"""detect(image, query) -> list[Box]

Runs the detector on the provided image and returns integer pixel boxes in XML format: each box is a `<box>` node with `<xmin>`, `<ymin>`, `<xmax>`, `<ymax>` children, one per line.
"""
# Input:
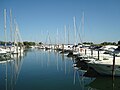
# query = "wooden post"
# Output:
<box><xmin>98</xmin><ymin>50</ymin><xmax>99</xmax><ymax>60</ymax></box>
<box><xmin>91</xmin><ymin>49</ymin><xmax>93</xmax><ymax>56</ymax></box>
<box><xmin>85</xmin><ymin>49</ymin><xmax>86</xmax><ymax>55</ymax></box>
<box><xmin>112</xmin><ymin>54</ymin><xmax>115</xmax><ymax>79</ymax></box>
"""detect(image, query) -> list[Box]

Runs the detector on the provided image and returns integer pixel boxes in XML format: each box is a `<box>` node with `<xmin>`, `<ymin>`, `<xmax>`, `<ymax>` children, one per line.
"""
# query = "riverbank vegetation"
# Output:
<box><xmin>0</xmin><ymin>41</ymin><xmax>120</xmax><ymax>49</ymax></box>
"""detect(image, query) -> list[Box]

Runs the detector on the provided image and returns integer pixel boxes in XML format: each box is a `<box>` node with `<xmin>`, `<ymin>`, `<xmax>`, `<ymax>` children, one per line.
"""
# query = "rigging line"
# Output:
<box><xmin>45</xmin><ymin>31</ymin><xmax>49</xmax><ymax>44</ymax></box>
<box><xmin>76</xmin><ymin>22</ymin><xmax>83</xmax><ymax>44</ymax></box>
<box><xmin>77</xmin><ymin>15</ymin><xmax>83</xmax><ymax>44</ymax></box>
<box><xmin>49</xmin><ymin>35</ymin><xmax>52</xmax><ymax>45</ymax></box>
<box><xmin>73</xmin><ymin>16</ymin><xmax>77</xmax><ymax>45</ymax></box>
<box><xmin>15</xmin><ymin>22</ymin><xmax>24</xmax><ymax>45</ymax></box>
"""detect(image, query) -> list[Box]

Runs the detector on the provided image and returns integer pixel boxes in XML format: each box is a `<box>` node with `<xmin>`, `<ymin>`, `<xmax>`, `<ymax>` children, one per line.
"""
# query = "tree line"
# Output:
<box><xmin>0</xmin><ymin>40</ymin><xmax>120</xmax><ymax>47</ymax></box>
<box><xmin>78</xmin><ymin>41</ymin><xmax>120</xmax><ymax>46</ymax></box>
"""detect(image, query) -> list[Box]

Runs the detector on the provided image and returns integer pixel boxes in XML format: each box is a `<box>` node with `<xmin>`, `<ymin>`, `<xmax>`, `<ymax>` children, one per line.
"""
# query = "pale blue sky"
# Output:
<box><xmin>0</xmin><ymin>0</ymin><xmax>120</xmax><ymax>44</ymax></box>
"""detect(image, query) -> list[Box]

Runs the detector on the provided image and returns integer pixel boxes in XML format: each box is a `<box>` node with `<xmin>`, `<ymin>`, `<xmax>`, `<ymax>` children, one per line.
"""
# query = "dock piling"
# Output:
<box><xmin>98</xmin><ymin>50</ymin><xmax>99</xmax><ymax>60</ymax></box>
<box><xmin>112</xmin><ymin>54</ymin><xmax>115</xmax><ymax>79</ymax></box>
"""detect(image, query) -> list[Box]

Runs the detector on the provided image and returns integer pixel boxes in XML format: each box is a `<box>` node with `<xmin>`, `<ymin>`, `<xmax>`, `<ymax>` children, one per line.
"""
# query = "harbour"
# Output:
<box><xmin>0</xmin><ymin>0</ymin><xmax>120</xmax><ymax>90</ymax></box>
<box><xmin>0</xmin><ymin>48</ymin><xmax>120</xmax><ymax>90</ymax></box>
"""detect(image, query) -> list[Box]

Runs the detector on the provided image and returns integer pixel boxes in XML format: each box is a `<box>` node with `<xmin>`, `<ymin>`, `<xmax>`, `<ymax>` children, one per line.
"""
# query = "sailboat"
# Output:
<box><xmin>0</xmin><ymin>9</ymin><xmax>10</xmax><ymax>56</ymax></box>
<box><xmin>0</xmin><ymin>48</ymin><xmax>6</xmax><ymax>53</ymax></box>
<box><xmin>44</xmin><ymin>31</ymin><xmax>52</xmax><ymax>50</ymax></box>
<box><xmin>10</xmin><ymin>9</ymin><xmax>24</xmax><ymax>54</ymax></box>
<box><xmin>87</xmin><ymin>55</ymin><xmax>120</xmax><ymax>76</ymax></box>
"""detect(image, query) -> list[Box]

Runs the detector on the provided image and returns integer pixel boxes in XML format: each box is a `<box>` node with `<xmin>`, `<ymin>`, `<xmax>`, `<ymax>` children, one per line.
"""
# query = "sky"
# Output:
<box><xmin>0</xmin><ymin>0</ymin><xmax>120</xmax><ymax>44</ymax></box>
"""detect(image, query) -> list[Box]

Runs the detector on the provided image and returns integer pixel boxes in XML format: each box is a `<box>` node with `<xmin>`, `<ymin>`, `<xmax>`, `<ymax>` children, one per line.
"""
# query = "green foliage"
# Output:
<box><xmin>39</xmin><ymin>42</ymin><xmax>43</xmax><ymax>45</ymax></box>
<box><xmin>18</xmin><ymin>42</ymin><xmax>23</xmax><ymax>46</ymax></box>
<box><xmin>100</xmin><ymin>42</ymin><xmax>117</xmax><ymax>46</ymax></box>
<box><xmin>118</xmin><ymin>41</ymin><xmax>120</xmax><ymax>45</ymax></box>
<box><xmin>23</xmin><ymin>41</ymin><xmax>35</xmax><ymax>46</ymax></box>
<box><xmin>78</xmin><ymin>43</ymin><xmax>82</xmax><ymax>45</ymax></box>
<box><xmin>0</xmin><ymin>41</ymin><xmax>13</xmax><ymax>45</ymax></box>
<box><xmin>83</xmin><ymin>42</ymin><xmax>93</xmax><ymax>45</ymax></box>
<box><xmin>0</xmin><ymin>41</ymin><xmax>5</xmax><ymax>45</ymax></box>
<box><xmin>118</xmin><ymin>41</ymin><xmax>120</xmax><ymax>49</ymax></box>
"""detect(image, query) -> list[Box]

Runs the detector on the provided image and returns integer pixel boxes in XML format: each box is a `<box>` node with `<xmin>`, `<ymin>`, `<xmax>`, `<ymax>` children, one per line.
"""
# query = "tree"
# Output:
<box><xmin>39</xmin><ymin>42</ymin><xmax>43</xmax><ymax>45</ymax></box>
<box><xmin>118</xmin><ymin>41</ymin><xmax>120</xmax><ymax>49</ymax></box>
<box><xmin>118</xmin><ymin>41</ymin><xmax>120</xmax><ymax>45</ymax></box>
<box><xmin>23</xmin><ymin>41</ymin><xmax>35</xmax><ymax>48</ymax></box>
<box><xmin>100</xmin><ymin>42</ymin><xmax>117</xmax><ymax>46</ymax></box>
<box><xmin>83</xmin><ymin>42</ymin><xmax>93</xmax><ymax>45</ymax></box>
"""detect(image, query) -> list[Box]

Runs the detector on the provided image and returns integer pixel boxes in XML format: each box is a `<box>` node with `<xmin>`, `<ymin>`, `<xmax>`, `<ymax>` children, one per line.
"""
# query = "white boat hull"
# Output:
<box><xmin>88</xmin><ymin>63</ymin><xmax>120</xmax><ymax>76</ymax></box>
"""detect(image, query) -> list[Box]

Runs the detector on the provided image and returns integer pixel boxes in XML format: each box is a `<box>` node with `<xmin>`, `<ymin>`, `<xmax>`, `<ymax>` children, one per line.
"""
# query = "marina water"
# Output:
<box><xmin>0</xmin><ymin>48</ymin><xmax>120</xmax><ymax>90</ymax></box>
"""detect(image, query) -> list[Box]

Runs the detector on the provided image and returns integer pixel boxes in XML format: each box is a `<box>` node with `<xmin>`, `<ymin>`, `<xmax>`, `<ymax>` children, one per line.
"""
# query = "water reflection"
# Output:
<box><xmin>74</xmin><ymin>59</ymin><xmax>120</xmax><ymax>90</ymax></box>
<box><xmin>73</xmin><ymin>66</ymin><xmax>95</xmax><ymax>90</ymax></box>
<box><xmin>88</xmin><ymin>77</ymin><xmax>120</xmax><ymax>90</ymax></box>
<box><xmin>0</xmin><ymin>52</ymin><xmax>25</xmax><ymax>90</ymax></box>
<box><xmin>1</xmin><ymin>49</ymin><xmax>120</xmax><ymax>90</ymax></box>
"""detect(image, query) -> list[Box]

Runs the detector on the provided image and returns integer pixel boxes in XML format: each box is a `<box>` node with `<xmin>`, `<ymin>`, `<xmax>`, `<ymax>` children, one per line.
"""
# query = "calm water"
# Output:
<box><xmin>0</xmin><ymin>49</ymin><xmax>120</xmax><ymax>90</ymax></box>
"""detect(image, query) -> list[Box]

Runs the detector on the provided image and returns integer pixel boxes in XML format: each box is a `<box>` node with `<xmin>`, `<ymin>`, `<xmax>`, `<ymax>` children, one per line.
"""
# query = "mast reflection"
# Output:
<box><xmin>0</xmin><ymin>52</ymin><xmax>25</xmax><ymax>90</ymax></box>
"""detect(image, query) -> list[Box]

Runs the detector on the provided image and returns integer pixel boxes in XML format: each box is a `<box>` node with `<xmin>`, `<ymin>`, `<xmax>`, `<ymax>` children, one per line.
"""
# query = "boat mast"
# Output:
<box><xmin>14</xmin><ymin>19</ymin><xmax>18</xmax><ymax>46</ymax></box>
<box><xmin>16</xmin><ymin>23</ymin><xmax>24</xmax><ymax>46</ymax></box>
<box><xmin>10</xmin><ymin>9</ymin><xmax>13</xmax><ymax>43</ymax></box>
<box><xmin>68</xmin><ymin>25</ymin><xmax>70</xmax><ymax>45</ymax></box>
<box><xmin>4</xmin><ymin>9</ymin><xmax>7</xmax><ymax>48</ymax></box>
<box><xmin>82</xmin><ymin>12</ymin><xmax>84</xmax><ymax>44</ymax></box>
<box><xmin>64</xmin><ymin>25</ymin><xmax>66</xmax><ymax>44</ymax></box>
<box><xmin>73</xmin><ymin>16</ymin><xmax>77</xmax><ymax>45</ymax></box>
<box><xmin>57</xmin><ymin>28</ymin><xmax>58</xmax><ymax>45</ymax></box>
